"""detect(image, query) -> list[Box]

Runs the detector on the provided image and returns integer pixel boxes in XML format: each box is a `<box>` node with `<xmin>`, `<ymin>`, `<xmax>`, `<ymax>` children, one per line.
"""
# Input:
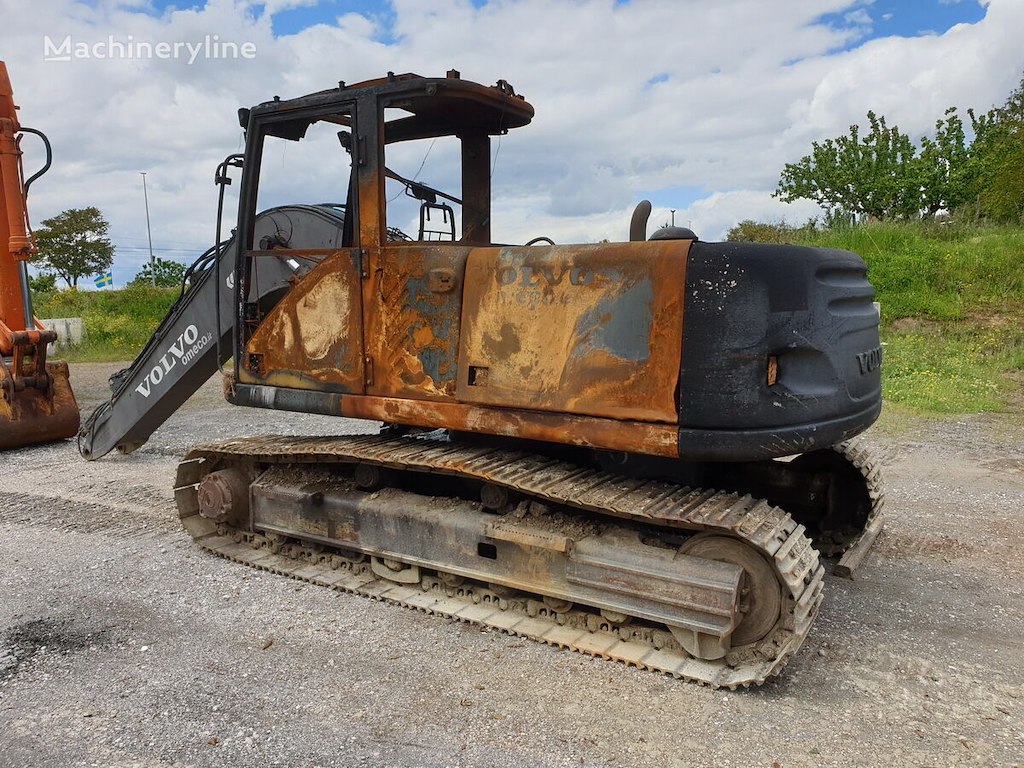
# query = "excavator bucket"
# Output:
<box><xmin>0</xmin><ymin>358</ymin><xmax>79</xmax><ymax>449</ymax></box>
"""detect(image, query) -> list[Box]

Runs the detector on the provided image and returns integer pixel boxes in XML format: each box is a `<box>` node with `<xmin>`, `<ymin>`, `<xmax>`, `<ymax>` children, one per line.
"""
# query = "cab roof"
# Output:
<box><xmin>247</xmin><ymin>71</ymin><xmax>535</xmax><ymax>144</ymax></box>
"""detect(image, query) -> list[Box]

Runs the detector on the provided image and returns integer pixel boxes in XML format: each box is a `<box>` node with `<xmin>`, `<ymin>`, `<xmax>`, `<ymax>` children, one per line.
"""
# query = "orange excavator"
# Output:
<box><xmin>0</xmin><ymin>60</ymin><xmax>79</xmax><ymax>448</ymax></box>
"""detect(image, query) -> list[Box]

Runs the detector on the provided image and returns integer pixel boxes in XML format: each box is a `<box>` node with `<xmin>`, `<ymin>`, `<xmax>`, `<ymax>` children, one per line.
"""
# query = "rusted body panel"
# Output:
<box><xmin>362</xmin><ymin>244</ymin><xmax>471</xmax><ymax>400</ymax></box>
<box><xmin>242</xmin><ymin>249</ymin><xmax>365</xmax><ymax>393</ymax></box>
<box><xmin>340</xmin><ymin>393</ymin><xmax>680</xmax><ymax>456</ymax></box>
<box><xmin>239</xmin><ymin>236</ymin><xmax>688</xmax><ymax>451</ymax></box>
<box><xmin>227</xmin><ymin>382</ymin><xmax>681</xmax><ymax>457</ymax></box>
<box><xmin>457</xmin><ymin>242</ymin><xmax>687</xmax><ymax>423</ymax></box>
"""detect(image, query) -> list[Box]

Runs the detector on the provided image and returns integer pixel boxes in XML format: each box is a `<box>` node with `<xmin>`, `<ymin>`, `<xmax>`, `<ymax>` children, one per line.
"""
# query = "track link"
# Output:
<box><xmin>174</xmin><ymin>434</ymin><xmax>825</xmax><ymax>688</ymax></box>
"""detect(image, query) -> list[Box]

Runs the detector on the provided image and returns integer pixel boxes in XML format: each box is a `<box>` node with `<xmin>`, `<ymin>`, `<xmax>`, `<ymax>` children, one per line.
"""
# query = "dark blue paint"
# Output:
<box><xmin>572</xmin><ymin>280</ymin><xmax>653</xmax><ymax>364</ymax></box>
<box><xmin>405</xmin><ymin>270</ymin><xmax>460</xmax><ymax>387</ymax></box>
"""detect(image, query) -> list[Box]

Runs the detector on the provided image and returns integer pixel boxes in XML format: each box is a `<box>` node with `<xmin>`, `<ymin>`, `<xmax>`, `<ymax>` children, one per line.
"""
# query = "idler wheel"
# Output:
<box><xmin>674</xmin><ymin>534</ymin><xmax>783</xmax><ymax>654</ymax></box>
<box><xmin>788</xmin><ymin>446</ymin><xmax>874</xmax><ymax>555</ymax></box>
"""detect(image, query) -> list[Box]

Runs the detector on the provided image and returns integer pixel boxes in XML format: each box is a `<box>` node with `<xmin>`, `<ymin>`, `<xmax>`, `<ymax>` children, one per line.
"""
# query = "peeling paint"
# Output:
<box><xmin>297</xmin><ymin>272</ymin><xmax>351</xmax><ymax>361</ymax></box>
<box><xmin>243</xmin><ymin>250</ymin><xmax>365</xmax><ymax>393</ymax></box>
<box><xmin>458</xmin><ymin>241</ymin><xmax>688</xmax><ymax>423</ymax></box>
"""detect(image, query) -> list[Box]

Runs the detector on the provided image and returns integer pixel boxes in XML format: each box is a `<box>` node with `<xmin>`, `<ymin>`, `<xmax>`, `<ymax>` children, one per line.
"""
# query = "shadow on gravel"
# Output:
<box><xmin>0</xmin><ymin>617</ymin><xmax>115</xmax><ymax>679</ymax></box>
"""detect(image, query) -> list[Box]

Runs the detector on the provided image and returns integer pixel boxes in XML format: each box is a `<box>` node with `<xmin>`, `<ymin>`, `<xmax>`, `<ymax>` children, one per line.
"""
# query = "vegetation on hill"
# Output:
<box><xmin>774</xmin><ymin>75</ymin><xmax>1024</xmax><ymax>226</ymax></box>
<box><xmin>803</xmin><ymin>223</ymin><xmax>1023</xmax><ymax>413</ymax></box>
<box><xmin>749</xmin><ymin>73</ymin><xmax>1024</xmax><ymax>414</ymax></box>
<box><xmin>729</xmin><ymin>219</ymin><xmax>1024</xmax><ymax>413</ymax></box>
<box><xmin>35</xmin><ymin>285</ymin><xmax>179</xmax><ymax>362</ymax></box>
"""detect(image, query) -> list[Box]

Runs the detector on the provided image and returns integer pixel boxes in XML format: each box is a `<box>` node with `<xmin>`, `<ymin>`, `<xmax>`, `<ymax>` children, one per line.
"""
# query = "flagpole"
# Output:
<box><xmin>140</xmin><ymin>171</ymin><xmax>155</xmax><ymax>286</ymax></box>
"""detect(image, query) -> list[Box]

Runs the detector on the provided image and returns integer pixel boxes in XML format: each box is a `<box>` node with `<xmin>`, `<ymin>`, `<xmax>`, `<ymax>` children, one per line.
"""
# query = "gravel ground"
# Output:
<box><xmin>1</xmin><ymin>362</ymin><xmax>1022</xmax><ymax>768</ymax></box>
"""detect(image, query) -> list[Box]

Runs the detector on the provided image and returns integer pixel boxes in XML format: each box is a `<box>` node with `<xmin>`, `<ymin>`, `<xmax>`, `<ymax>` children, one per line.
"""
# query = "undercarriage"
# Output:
<box><xmin>175</xmin><ymin>432</ymin><xmax>880</xmax><ymax>687</ymax></box>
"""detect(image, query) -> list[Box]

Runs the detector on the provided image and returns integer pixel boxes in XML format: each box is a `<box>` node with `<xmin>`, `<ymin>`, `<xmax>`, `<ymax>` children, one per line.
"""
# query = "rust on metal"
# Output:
<box><xmin>242</xmin><ymin>249</ymin><xmax>365</xmax><ymax>393</ymax></box>
<box><xmin>0</xmin><ymin>61</ymin><xmax>80</xmax><ymax>450</ymax></box>
<box><xmin>457</xmin><ymin>240</ymin><xmax>688</xmax><ymax>423</ymax></box>
<box><xmin>0</xmin><ymin>359</ymin><xmax>80</xmax><ymax>449</ymax></box>
<box><xmin>237</xmin><ymin>236</ymin><xmax>686</xmax><ymax>456</ymax></box>
<box><xmin>338</xmin><ymin>393</ymin><xmax>680</xmax><ymax>457</ymax></box>
<box><xmin>245</xmin><ymin>468</ymin><xmax>745</xmax><ymax>639</ymax></box>
<box><xmin>358</xmin><ymin>101</ymin><xmax>386</xmax><ymax>249</ymax></box>
<box><xmin>361</xmin><ymin>244</ymin><xmax>472</xmax><ymax>400</ymax></box>
<box><xmin>175</xmin><ymin>434</ymin><xmax>823</xmax><ymax>687</ymax></box>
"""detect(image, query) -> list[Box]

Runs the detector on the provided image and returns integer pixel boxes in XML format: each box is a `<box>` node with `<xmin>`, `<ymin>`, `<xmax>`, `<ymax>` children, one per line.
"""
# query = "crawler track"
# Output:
<box><xmin>832</xmin><ymin>440</ymin><xmax>886</xmax><ymax>576</ymax></box>
<box><xmin>175</xmin><ymin>434</ymin><xmax>825</xmax><ymax>688</ymax></box>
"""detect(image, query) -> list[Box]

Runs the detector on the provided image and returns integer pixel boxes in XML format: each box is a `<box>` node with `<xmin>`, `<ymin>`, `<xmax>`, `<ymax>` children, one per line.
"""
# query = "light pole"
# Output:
<box><xmin>140</xmin><ymin>171</ymin><xmax>155</xmax><ymax>286</ymax></box>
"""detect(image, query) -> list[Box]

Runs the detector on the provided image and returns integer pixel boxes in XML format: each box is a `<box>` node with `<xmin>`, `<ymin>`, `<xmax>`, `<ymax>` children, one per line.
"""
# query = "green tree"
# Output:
<box><xmin>774</xmin><ymin>111</ymin><xmax>920</xmax><ymax>220</ymax></box>
<box><xmin>917</xmin><ymin>107</ymin><xmax>972</xmax><ymax>216</ymax></box>
<box><xmin>129</xmin><ymin>257</ymin><xmax>186</xmax><ymax>288</ymax></box>
<box><xmin>32</xmin><ymin>207</ymin><xmax>114</xmax><ymax>289</ymax></box>
<box><xmin>983</xmin><ymin>139</ymin><xmax>1024</xmax><ymax>222</ymax></box>
<box><xmin>28</xmin><ymin>271</ymin><xmax>58</xmax><ymax>292</ymax></box>
<box><xmin>776</xmin><ymin>71</ymin><xmax>1024</xmax><ymax>225</ymax></box>
<box><xmin>966</xmin><ymin>76</ymin><xmax>1024</xmax><ymax>222</ymax></box>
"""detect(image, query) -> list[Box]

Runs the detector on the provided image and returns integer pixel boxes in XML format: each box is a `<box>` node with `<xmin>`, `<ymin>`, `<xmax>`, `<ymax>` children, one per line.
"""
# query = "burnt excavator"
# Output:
<box><xmin>79</xmin><ymin>71</ymin><xmax>884</xmax><ymax>687</ymax></box>
<box><xmin>0</xmin><ymin>61</ymin><xmax>79</xmax><ymax>449</ymax></box>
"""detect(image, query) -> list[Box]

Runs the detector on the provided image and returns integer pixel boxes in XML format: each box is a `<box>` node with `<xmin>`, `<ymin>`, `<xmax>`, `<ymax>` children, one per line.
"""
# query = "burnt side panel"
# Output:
<box><xmin>457</xmin><ymin>241</ymin><xmax>687</xmax><ymax>423</ymax></box>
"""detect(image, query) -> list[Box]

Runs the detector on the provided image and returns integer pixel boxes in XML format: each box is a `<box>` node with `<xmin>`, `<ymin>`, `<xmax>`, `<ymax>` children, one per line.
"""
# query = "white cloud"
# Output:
<box><xmin>662</xmin><ymin>191</ymin><xmax>824</xmax><ymax>242</ymax></box>
<box><xmin>2</xmin><ymin>0</ymin><xmax>1022</xmax><ymax>285</ymax></box>
<box><xmin>844</xmin><ymin>8</ymin><xmax>873</xmax><ymax>27</ymax></box>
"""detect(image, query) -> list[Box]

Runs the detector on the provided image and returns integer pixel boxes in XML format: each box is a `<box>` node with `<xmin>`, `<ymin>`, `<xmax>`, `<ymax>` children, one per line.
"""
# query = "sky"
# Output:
<box><xmin>1</xmin><ymin>0</ymin><xmax>1021</xmax><ymax>288</ymax></box>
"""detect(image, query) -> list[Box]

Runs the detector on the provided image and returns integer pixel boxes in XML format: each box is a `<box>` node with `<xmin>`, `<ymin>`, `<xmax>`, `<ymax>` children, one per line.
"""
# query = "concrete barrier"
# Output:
<box><xmin>40</xmin><ymin>317</ymin><xmax>84</xmax><ymax>351</ymax></box>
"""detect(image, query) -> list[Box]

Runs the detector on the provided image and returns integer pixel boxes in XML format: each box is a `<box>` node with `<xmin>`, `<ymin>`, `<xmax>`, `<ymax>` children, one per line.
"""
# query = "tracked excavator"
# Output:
<box><xmin>80</xmin><ymin>71</ymin><xmax>884</xmax><ymax>687</ymax></box>
<box><xmin>0</xmin><ymin>61</ymin><xmax>79</xmax><ymax>449</ymax></box>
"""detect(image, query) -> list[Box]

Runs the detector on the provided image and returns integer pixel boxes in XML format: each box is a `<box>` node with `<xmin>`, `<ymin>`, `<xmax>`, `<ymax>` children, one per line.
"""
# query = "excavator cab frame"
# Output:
<box><xmin>226</xmin><ymin>72</ymin><xmax>583</xmax><ymax>429</ymax></box>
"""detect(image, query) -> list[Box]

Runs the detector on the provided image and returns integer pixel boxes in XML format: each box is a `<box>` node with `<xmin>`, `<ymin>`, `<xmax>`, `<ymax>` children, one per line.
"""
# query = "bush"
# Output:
<box><xmin>725</xmin><ymin>219</ymin><xmax>816</xmax><ymax>244</ymax></box>
<box><xmin>29</xmin><ymin>272</ymin><xmax>58</xmax><ymax>292</ymax></box>
<box><xmin>35</xmin><ymin>285</ymin><xmax>179</xmax><ymax>361</ymax></box>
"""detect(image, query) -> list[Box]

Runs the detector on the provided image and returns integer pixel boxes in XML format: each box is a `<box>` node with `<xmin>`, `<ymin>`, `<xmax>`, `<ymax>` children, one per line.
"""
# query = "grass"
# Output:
<box><xmin>35</xmin><ymin>285</ymin><xmax>180</xmax><ymax>362</ymax></box>
<box><xmin>796</xmin><ymin>221</ymin><xmax>1024</xmax><ymax>320</ymax></box>
<box><xmin>880</xmin><ymin>318</ymin><xmax>1023</xmax><ymax>413</ymax></box>
<box><xmin>794</xmin><ymin>222</ymin><xmax>1024</xmax><ymax>413</ymax></box>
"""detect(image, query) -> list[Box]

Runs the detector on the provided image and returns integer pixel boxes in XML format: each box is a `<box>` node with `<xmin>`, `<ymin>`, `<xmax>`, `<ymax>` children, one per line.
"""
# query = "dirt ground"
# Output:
<box><xmin>1</xmin><ymin>362</ymin><xmax>1022</xmax><ymax>768</ymax></box>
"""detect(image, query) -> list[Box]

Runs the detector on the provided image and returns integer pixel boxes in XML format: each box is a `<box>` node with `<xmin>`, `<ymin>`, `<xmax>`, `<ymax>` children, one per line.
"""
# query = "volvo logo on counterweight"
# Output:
<box><xmin>135</xmin><ymin>324</ymin><xmax>213</xmax><ymax>397</ymax></box>
<box><xmin>856</xmin><ymin>345</ymin><xmax>883</xmax><ymax>375</ymax></box>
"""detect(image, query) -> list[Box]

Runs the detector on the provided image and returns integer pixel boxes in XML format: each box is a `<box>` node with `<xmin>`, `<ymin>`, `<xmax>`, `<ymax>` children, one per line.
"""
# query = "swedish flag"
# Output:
<box><xmin>94</xmin><ymin>271</ymin><xmax>113</xmax><ymax>289</ymax></box>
